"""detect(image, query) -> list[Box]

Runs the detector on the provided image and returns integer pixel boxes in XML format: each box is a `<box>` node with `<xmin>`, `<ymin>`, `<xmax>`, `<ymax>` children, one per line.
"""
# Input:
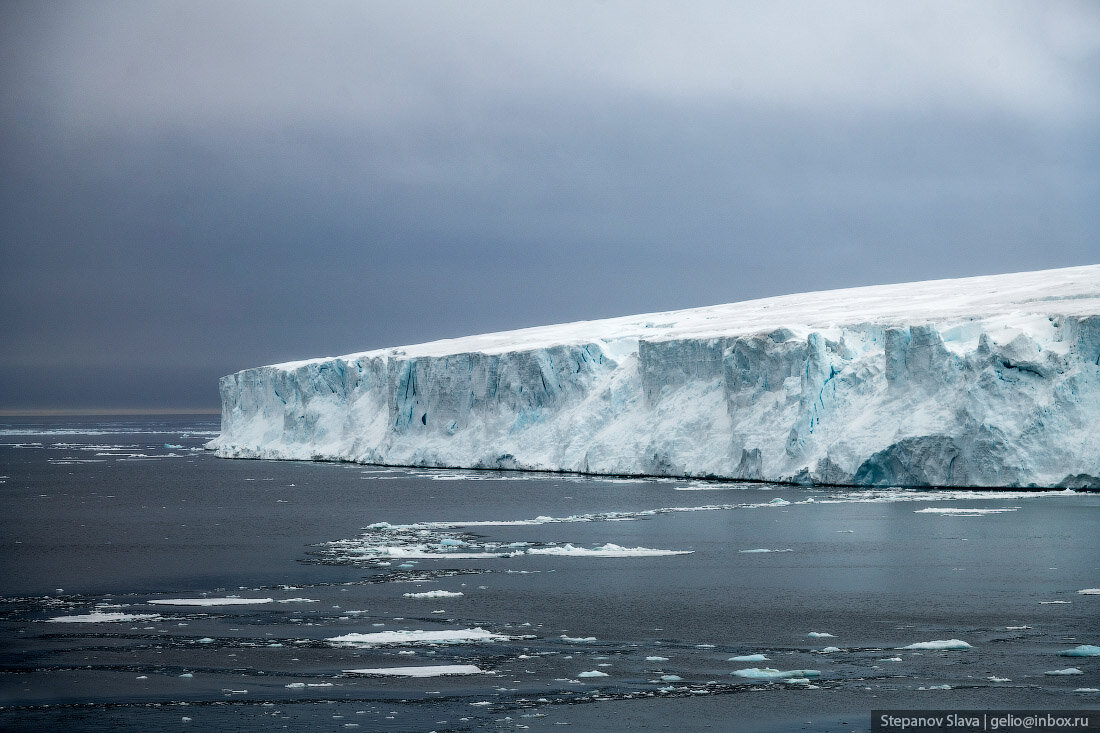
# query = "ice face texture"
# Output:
<box><xmin>210</xmin><ymin>265</ymin><xmax>1100</xmax><ymax>488</ymax></box>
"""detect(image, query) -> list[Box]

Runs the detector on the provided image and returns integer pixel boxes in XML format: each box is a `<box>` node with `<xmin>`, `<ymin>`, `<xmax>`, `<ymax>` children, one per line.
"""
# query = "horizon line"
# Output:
<box><xmin>0</xmin><ymin>408</ymin><xmax>221</xmax><ymax>417</ymax></box>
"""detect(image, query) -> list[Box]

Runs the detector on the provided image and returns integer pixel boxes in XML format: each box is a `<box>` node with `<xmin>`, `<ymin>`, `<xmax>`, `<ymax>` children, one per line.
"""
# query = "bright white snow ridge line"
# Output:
<box><xmin>210</xmin><ymin>266</ymin><xmax>1100</xmax><ymax>489</ymax></box>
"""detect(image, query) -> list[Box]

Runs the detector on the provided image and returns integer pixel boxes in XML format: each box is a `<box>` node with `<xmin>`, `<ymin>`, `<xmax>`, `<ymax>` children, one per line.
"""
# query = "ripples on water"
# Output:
<box><xmin>0</xmin><ymin>416</ymin><xmax>1097</xmax><ymax>732</ymax></box>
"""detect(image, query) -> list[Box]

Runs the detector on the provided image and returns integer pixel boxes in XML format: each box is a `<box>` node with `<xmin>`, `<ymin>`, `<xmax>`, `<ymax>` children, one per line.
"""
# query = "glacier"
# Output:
<box><xmin>209</xmin><ymin>265</ymin><xmax>1100</xmax><ymax>488</ymax></box>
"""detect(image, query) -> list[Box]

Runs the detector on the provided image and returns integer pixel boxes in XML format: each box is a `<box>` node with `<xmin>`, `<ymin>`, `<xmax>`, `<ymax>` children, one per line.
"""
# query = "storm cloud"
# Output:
<box><xmin>2</xmin><ymin>1</ymin><xmax>1098</xmax><ymax>410</ymax></box>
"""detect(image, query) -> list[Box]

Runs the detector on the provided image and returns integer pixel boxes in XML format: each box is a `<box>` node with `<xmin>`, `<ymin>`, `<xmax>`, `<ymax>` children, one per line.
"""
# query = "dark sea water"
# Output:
<box><xmin>0</xmin><ymin>416</ymin><xmax>1097</xmax><ymax>732</ymax></box>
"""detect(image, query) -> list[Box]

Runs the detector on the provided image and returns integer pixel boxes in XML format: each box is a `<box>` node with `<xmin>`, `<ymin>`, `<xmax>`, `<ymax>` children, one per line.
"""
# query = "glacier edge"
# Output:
<box><xmin>210</xmin><ymin>266</ymin><xmax>1100</xmax><ymax>488</ymax></box>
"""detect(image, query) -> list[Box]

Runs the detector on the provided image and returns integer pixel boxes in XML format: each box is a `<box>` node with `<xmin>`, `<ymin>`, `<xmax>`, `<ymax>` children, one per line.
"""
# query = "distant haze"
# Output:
<box><xmin>2</xmin><ymin>1</ymin><xmax>1098</xmax><ymax>412</ymax></box>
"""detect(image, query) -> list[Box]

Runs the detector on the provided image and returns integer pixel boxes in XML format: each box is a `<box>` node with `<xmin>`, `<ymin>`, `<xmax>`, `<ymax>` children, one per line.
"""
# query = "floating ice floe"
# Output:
<box><xmin>1078</xmin><ymin>588</ymin><xmax>1100</xmax><ymax>595</ymax></box>
<box><xmin>729</xmin><ymin>654</ymin><xmax>769</xmax><ymax>662</ymax></box>
<box><xmin>577</xmin><ymin>670</ymin><xmax>609</xmax><ymax>678</ymax></box>
<box><xmin>528</xmin><ymin>543</ymin><xmax>692</xmax><ymax>557</ymax></box>
<box><xmin>899</xmin><ymin>639</ymin><xmax>972</xmax><ymax>650</ymax></box>
<box><xmin>739</xmin><ymin>548</ymin><xmax>792</xmax><ymax>553</ymax></box>
<box><xmin>646</xmin><ymin>656</ymin><xmax>670</xmax><ymax>662</ymax></box>
<box><xmin>344</xmin><ymin>665</ymin><xmax>488</xmax><ymax>677</ymax></box>
<box><xmin>914</xmin><ymin>507</ymin><xmax>1019</xmax><ymax>515</ymax></box>
<box><xmin>818</xmin><ymin>646</ymin><xmax>841</xmax><ymax>653</ymax></box>
<box><xmin>1075</xmin><ymin>688</ymin><xmax>1100</xmax><ymax>693</ymax></box>
<box><xmin>732</xmin><ymin>668</ymin><xmax>821</xmax><ymax>680</ymax></box>
<box><xmin>46</xmin><ymin>612</ymin><xmax>162</xmax><ymax>623</ymax></box>
<box><xmin>560</xmin><ymin>635</ymin><xmax>598</xmax><ymax>643</ymax></box>
<box><xmin>327</xmin><ymin>628</ymin><xmax>507</xmax><ymax>646</ymax></box>
<box><xmin>148</xmin><ymin>597</ymin><xmax>273</xmax><ymax>606</ymax></box>
<box><xmin>660</xmin><ymin>674</ymin><xmax>682</xmax><ymax>682</ymax></box>
<box><xmin>402</xmin><ymin>590</ymin><xmax>464</xmax><ymax>599</ymax></box>
<box><xmin>1059</xmin><ymin>645</ymin><xmax>1100</xmax><ymax>657</ymax></box>
<box><xmin>1045</xmin><ymin>668</ymin><xmax>1084</xmax><ymax>675</ymax></box>
<box><xmin>807</xmin><ymin>632</ymin><xmax>835</xmax><ymax>638</ymax></box>
<box><xmin>277</xmin><ymin>598</ymin><xmax>319</xmax><ymax>603</ymax></box>
<box><xmin>988</xmin><ymin>676</ymin><xmax>1011</xmax><ymax>682</ymax></box>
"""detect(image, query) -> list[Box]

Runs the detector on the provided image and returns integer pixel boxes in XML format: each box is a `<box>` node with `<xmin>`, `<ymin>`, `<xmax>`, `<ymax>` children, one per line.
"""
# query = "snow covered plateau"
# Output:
<box><xmin>210</xmin><ymin>265</ymin><xmax>1100</xmax><ymax>488</ymax></box>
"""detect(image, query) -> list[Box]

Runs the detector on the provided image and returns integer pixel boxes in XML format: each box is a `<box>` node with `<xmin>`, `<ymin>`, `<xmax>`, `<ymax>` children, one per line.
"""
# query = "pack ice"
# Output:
<box><xmin>209</xmin><ymin>266</ymin><xmax>1100</xmax><ymax>488</ymax></box>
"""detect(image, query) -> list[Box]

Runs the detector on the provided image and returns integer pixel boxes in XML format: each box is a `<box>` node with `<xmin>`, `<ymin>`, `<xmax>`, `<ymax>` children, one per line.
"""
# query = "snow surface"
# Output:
<box><xmin>211</xmin><ymin>265</ymin><xmax>1100</xmax><ymax>488</ymax></box>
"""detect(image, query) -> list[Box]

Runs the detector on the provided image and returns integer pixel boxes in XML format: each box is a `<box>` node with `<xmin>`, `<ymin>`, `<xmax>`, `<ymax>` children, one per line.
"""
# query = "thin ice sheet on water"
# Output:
<box><xmin>46</xmin><ymin>612</ymin><xmax>162</xmax><ymax>623</ymax></box>
<box><xmin>148</xmin><ymin>597</ymin><xmax>274</xmax><ymax>606</ymax></box>
<box><xmin>344</xmin><ymin>664</ymin><xmax>488</xmax><ymax>677</ymax></box>
<box><xmin>327</xmin><ymin>627</ymin><xmax>507</xmax><ymax>646</ymax></box>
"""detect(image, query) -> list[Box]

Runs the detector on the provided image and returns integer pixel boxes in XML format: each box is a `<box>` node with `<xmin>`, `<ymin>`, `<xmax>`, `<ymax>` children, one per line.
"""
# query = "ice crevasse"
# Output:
<box><xmin>209</xmin><ymin>265</ymin><xmax>1100</xmax><ymax>489</ymax></box>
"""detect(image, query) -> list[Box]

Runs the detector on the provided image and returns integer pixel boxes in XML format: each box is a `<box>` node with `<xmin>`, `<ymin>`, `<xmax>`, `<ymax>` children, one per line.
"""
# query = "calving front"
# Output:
<box><xmin>210</xmin><ymin>265</ymin><xmax>1100</xmax><ymax>488</ymax></box>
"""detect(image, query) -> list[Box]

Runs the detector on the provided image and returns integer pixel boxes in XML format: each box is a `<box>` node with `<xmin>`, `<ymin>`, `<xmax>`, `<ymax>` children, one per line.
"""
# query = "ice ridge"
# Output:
<box><xmin>209</xmin><ymin>265</ymin><xmax>1100</xmax><ymax>488</ymax></box>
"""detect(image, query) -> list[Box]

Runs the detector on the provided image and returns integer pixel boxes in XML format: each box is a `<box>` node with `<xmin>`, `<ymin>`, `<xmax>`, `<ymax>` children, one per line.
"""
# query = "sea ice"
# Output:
<box><xmin>343</xmin><ymin>665</ymin><xmax>487</xmax><ymax>677</ymax></box>
<box><xmin>577</xmin><ymin>670</ymin><xmax>609</xmax><ymax>678</ymax></box>
<box><xmin>731</xmin><ymin>668</ymin><xmax>821</xmax><ymax>680</ymax></box>
<box><xmin>402</xmin><ymin>590</ymin><xmax>464</xmax><ymax>599</ymax></box>
<box><xmin>1045</xmin><ymin>668</ymin><xmax>1084</xmax><ymax>675</ymax></box>
<box><xmin>739</xmin><ymin>548</ymin><xmax>792</xmax><ymax>553</ymax></box>
<box><xmin>729</xmin><ymin>655</ymin><xmax>770</xmax><ymax>662</ymax></box>
<box><xmin>914</xmin><ymin>507</ymin><xmax>1019</xmax><ymax>515</ymax></box>
<box><xmin>807</xmin><ymin>632</ymin><xmax>835</xmax><ymax>638</ymax></box>
<box><xmin>527</xmin><ymin>543</ymin><xmax>692</xmax><ymax>557</ymax></box>
<box><xmin>148</xmin><ymin>597</ymin><xmax>274</xmax><ymax>606</ymax></box>
<box><xmin>1078</xmin><ymin>588</ymin><xmax>1100</xmax><ymax>595</ymax></box>
<box><xmin>899</xmin><ymin>639</ymin><xmax>972</xmax><ymax>650</ymax></box>
<box><xmin>1059</xmin><ymin>645</ymin><xmax>1100</xmax><ymax>657</ymax></box>
<box><xmin>646</xmin><ymin>656</ymin><xmax>670</xmax><ymax>662</ymax></box>
<box><xmin>327</xmin><ymin>628</ymin><xmax>507</xmax><ymax>646</ymax></box>
<box><xmin>46</xmin><ymin>612</ymin><xmax>162</xmax><ymax>623</ymax></box>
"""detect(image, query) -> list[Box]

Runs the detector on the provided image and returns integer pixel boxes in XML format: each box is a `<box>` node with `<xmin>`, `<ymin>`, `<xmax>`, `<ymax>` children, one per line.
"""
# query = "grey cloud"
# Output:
<box><xmin>1</xmin><ymin>1</ymin><xmax>1097</xmax><ymax>410</ymax></box>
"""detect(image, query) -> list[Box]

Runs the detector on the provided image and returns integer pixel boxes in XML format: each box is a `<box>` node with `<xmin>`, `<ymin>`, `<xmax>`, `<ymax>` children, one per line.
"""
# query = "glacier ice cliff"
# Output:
<box><xmin>210</xmin><ymin>265</ymin><xmax>1100</xmax><ymax>488</ymax></box>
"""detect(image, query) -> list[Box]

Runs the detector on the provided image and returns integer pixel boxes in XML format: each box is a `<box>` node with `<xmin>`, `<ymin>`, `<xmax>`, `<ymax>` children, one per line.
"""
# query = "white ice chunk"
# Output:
<box><xmin>148</xmin><ymin>597</ymin><xmax>273</xmax><ymax>606</ymax></box>
<box><xmin>807</xmin><ymin>632</ymin><xmax>835</xmax><ymax>638</ymax></box>
<box><xmin>899</xmin><ymin>639</ymin><xmax>972</xmax><ymax>650</ymax></box>
<box><xmin>732</xmin><ymin>668</ymin><xmax>821</xmax><ymax>680</ymax></box>
<box><xmin>728</xmin><ymin>654</ymin><xmax>770</xmax><ymax>662</ymax></box>
<box><xmin>577</xmin><ymin>670</ymin><xmax>609</xmax><ymax>678</ymax></box>
<box><xmin>344</xmin><ymin>665</ymin><xmax>488</xmax><ymax>677</ymax></box>
<box><xmin>1077</xmin><ymin>588</ymin><xmax>1100</xmax><ymax>595</ymax></box>
<box><xmin>914</xmin><ymin>507</ymin><xmax>1019</xmax><ymax>515</ymax></box>
<box><xmin>528</xmin><ymin>543</ymin><xmax>692</xmax><ymax>557</ymax></box>
<box><xmin>46</xmin><ymin>612</ymin><xmax>162</xmax><ymax>623</ymax></box>
<box><xmin>402</xmin><ymin>590</ymin><xmax>464</xmax><ymax>599</ymax></box>
<box><xmin>327</xmin><ymin>627</ymin><xmax>507</xmax><ymax>646</ymax></box>
<box><xmin>1059</xmin><ymin>645</ymin><xmax>1100</xmax><ymax>657</ymax></box>
<box><xmin>1045</xmin><ymin>668</ymin><xmax>1084</xmax><ymax>675</ymax></box>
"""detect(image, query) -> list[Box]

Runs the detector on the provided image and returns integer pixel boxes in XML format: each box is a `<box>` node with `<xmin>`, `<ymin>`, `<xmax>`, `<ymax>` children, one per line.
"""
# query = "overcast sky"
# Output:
<box><xmin>2</xmin><ymin>1</ymin><xmax>1098</xmax><ymax>411</ymax></box>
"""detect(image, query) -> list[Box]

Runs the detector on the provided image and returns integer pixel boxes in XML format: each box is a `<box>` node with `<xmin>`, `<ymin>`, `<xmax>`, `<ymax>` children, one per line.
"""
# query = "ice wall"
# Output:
<box><xmin>210</xmin><ymin>266</ymin><xmax>1100</xmax><ymax>488</ymax></box>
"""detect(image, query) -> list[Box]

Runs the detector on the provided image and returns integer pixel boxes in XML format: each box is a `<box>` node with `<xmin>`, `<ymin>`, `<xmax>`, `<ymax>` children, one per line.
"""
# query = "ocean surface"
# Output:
<box><xmin>0</xmin><ymin>415</ymin><xmax>1096</xmax><ymax>732</ymax></box>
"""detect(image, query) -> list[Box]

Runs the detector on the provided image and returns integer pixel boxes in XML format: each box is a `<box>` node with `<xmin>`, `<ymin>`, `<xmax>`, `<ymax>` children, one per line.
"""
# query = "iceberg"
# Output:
<box><xmin>210</xmin><ymin>266</ymin><xmax>1100</xmax><ymax>488</ymax></box>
